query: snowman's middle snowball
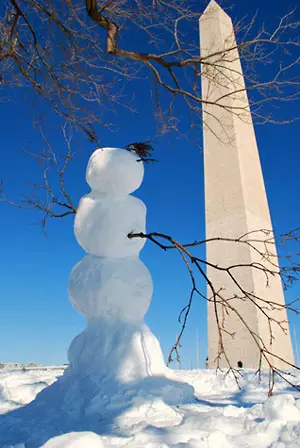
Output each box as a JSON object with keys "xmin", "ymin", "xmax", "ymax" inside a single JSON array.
[{"xmin": 68, "ymin": 255, "xmax": 153, "ymax": 321}]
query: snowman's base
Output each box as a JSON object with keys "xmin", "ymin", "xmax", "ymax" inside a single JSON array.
[
  {"xmin": 68, "ymin": 317, "xmax": 173, "ymax": 381},
  {"xmin": 0, "ymin": 369, "xmax": 194, "ymax": 447},
  {"xmin": 0, "ymin": 320, "xmax": 194, "ymax": 447}
]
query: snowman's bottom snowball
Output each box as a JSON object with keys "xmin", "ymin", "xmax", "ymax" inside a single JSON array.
[
  {"xmin": 68, "ymin": 255, "xmax": 152, "ymax": 321},
  {"xmin": 68, "ymin": 318, "xmax": 167, "ymax": 383}
]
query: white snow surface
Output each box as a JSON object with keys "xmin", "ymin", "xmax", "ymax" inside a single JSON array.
[
  {"xmin": 74, "ymin": 148, "xmax": 146, "ymax": 258},
  {"xmin": 68, "ymin": 255, "xmax": 153, "ymax": 321},
  {"xmin": 74, "ymin": 194, "xmax": 146, "ymax": 258},
  {"xmin": 86, "ymin": 147, "xmax": 144, "ymax": 195},
  {"xmin": 67, "ymin": 319, "xmax": 169, "ymax": 382},
  {"xmin": 67, "ymin": 147, "xmax": 175, "ymax": 390},
  {"xmin": 1, "ymin": 367, "xmax": 300, "ymax": 447}
]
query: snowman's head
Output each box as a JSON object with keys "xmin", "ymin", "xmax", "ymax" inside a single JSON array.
[{"xmin": 86, "ymin": 147, "xmax": 144, "ymax": 196}]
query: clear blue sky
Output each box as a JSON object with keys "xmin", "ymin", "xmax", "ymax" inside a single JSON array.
[{"xmin": 0, "ymin": 0, "xmax": 299, "ymax": 368}]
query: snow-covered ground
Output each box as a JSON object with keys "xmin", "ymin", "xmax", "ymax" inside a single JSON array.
[{"xmin": 1, "ymin": 367, "xmax": 300, "ymax": 447}]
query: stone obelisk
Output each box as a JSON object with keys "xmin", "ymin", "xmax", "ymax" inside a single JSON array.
[{"xmin": 200, "ymin": 0, "xmax": 294, "ymax": 369}]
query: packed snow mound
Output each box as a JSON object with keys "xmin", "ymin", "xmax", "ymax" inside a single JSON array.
[
  {"xmin": 68, "ymin": 255, "xmax": 153, "ymax": 320},
  {"xmin": 0, "ymin": 368, "xmax": 63, "ymax": 414},
  {"xmin": 69, "ymin": 146, "xmax": 169, "ymax": 385},
  {"xmin": 67, "ymin": 319, "xmax": 168, "ymax": 381},
  {"xmin": 1, "ymin": 368, "xmax": 300, "ymax": 448},
  {"xmin": 42, "ymin": 432, "xmax": 105, "ymax": 448},
  {"xmin": 74, "ymin": 194, "xmax": 146, "ymax": 257},
  {"xmin": 263, "ymin": 394, "xmax": 300, "ymax": 422},
  {"xmin": 86, "ymin": 147, "xmax": 144, "ymax": 195}
]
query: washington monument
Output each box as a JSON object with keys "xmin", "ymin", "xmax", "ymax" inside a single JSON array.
[{"xmin": 200, "ymin": 0, "xmax": 294, "ymax": 369}]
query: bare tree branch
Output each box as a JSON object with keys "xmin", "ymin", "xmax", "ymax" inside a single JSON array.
[
  {"xmin": 0, "ymin": 1, "xmax": 299, "ymax": 136},
  {"xmin": 128, "ymin": 229, "xmax": 300, "ymax": 394}
]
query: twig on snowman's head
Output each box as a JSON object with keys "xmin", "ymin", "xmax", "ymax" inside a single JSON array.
[{"xmin": 125, "ymin": 142, "xmax": 157, "ymax": 163}]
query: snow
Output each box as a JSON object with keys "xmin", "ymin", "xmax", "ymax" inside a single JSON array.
[
  {"xmin": 68, "ymin": 147, "xmax": 176, "ymax": 383},
  {"xmin": 68, "ymin": 255, "xmax": 153, "ymax": 321},
  {"xmin": 0, "ymin": 367, "xmax": 63, "ymax": 414},
  {"xmin": 263, "ymin": 394, "xmax": 300, "ymax": 422},
  {"xmin": 43, "ymin": 432, "xmax": 105, "ymax": 448},
  {"xmin": 86, "ymin": 147, "xmax": 144, "ymax": 195},
  {"xmin": 0, "ymin": 367, "xmax": 300, "ymax": 447},
  {"xmin": 74, "ymin": 194, "xmax": 146, "ymax": 258},
  {"xmin": 67, "ymin": 320, "xmax": 169, "ymax": 381},
  {"xmin": 75, "ymin": 148, "xmax": 146, "ymax": 258}
]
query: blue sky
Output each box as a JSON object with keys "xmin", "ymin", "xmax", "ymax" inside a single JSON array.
[{"xmin": 0, "ymin": 0, "xmax": 299, "ymax": 369}]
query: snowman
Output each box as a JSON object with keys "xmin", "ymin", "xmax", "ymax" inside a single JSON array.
[
  {"xmin": 0, "ymin": 147, "xmax": 194, "ymax": 447},
  {"xmin": 67, "ymin": 147, "xmax": 168, "ymax": 382}
]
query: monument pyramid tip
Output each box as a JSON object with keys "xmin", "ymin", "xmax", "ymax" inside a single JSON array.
[{"xmin": 201, "ymin": 0, "xmax": 232, "ymax": 21}]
